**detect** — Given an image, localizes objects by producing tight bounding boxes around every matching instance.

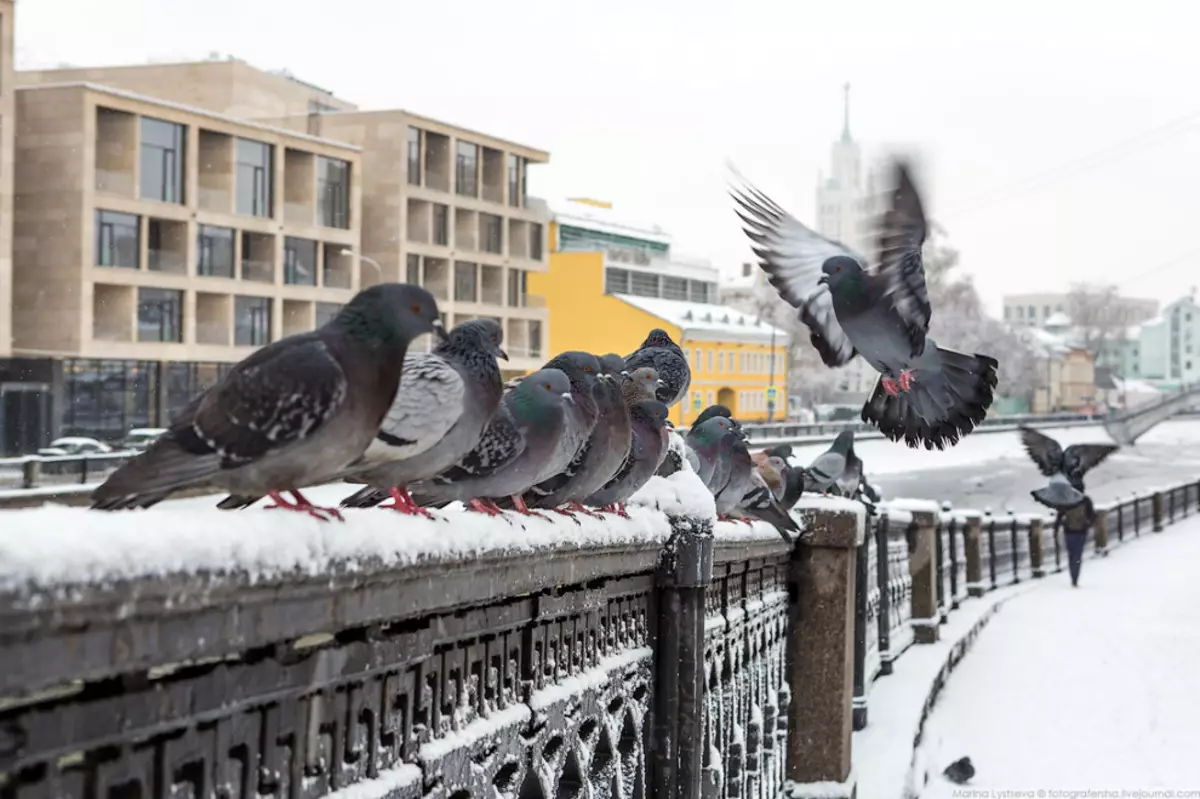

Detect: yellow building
[528,199,789,426]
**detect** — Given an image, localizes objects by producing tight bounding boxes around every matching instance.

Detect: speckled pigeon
[1019,426,1118,510]
[621,366,662,405]
[585,399,671,516]
[737,460,800,542]
[730,159,999,450]
[90,284,444,519]
[807,431,854,495]
[405,368,573,516]
[625,329,691,407]
[526,353,633,517]
[334,319,509,514]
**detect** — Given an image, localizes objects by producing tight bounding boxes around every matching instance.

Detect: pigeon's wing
[1018,426,1064,477]
[729,173,859,368]
[808,450,846,487]
[183,336,347,467]
[376,353,467,459]
[868,161,932,356]
[433,408,525,484]
[1062,443,1119,481]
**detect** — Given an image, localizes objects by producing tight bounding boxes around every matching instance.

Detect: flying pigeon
[334,319,508,514]
[526,353,633,517]
[806,431,854,495]
[585,399,671,516]
[625,329,691,407]
[405,368,573,516]
[730,159,999,450]
[90,284,444,520]
[1019,426,1118,510]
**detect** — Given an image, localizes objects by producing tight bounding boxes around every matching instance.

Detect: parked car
[123,428,168,452]
[36,437,114,457]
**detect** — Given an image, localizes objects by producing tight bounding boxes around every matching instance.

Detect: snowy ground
[917,514,1200,795]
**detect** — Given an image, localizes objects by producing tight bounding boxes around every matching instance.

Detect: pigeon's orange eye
[411,303,422,314]
[836,265,842,272]
[544,383,552,390]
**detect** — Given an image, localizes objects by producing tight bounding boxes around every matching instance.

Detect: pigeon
[779,464,811,511]
[1019,426,1118,510]
[621,366,663,404]
[405,368,573,515]
[738,455,800,541]
[686,416,737,489]
[834,439,865,498]
[527,353,633,516]
[693,404,745,440]
[942,756,975,785]
[807,431,854,495]
[655,428,690,478]
[585,399,671,516]
[625,329,691,407]
[751,452,788,501]
[765,443,794,460]
[730,159,999,450]
[331,319,509,514]
[90,284,444,519]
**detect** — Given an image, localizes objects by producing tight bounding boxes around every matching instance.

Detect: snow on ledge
[885,497,942,515]
[629,471,716,520]
[792,495,866,525]
[0,502,675,593]
[324,763,421,799]
[713,518,790,543]
[783,770,856,798]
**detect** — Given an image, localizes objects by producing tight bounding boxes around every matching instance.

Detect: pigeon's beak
[431,319,448,342]
[621,370,630,377]
[562,392,575,404]
[656,379,666,387]
[497,347,509,361]
[818,275,829,286]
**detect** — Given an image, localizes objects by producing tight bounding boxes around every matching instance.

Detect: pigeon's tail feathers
[217,494,262,510]
[90,442,221,510]
[1031,479,1087,511]
[745,502,801,542]
[339,486,390,509]
[862,346,999,451]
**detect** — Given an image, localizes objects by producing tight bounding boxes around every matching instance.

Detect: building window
[520,158,528,207]
[284,237,318,286]
[528,319,543,358]
[455,141,478,197]
[406,253,422,285]
[630,272,658,297]
[481,214,503,254]
[407,127,422,186]
[139,117,185,204]
[235,296,272,346]
[1043,305,1050,318]
[605,268,629,295]
[432,204,449,246]
[1003,307,1010,320]
[317,157,351,229]
[137,288,183,342]
[1027,305,1035,319]
[1017,306,1024,319]
[315,302,342,328]
[707,351,714,373]
[663,277,688,301]
[507,154,521,207]
[717,351,725,372]
[689,280,710,303]
[454,261,478,302]
[507,269,527,307]
[95,210,140,268]
[236,138,273,217]
[197,225,235,278]
[529,223,544,261]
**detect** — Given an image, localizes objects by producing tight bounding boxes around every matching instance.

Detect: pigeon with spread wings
[1019,426,1118,510]
[729,159,999,450]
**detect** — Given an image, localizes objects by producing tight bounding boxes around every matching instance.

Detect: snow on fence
[1,478,1197,799]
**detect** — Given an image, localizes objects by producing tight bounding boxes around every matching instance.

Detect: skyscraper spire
[841,82,852,143]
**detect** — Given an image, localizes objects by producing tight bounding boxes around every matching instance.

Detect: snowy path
[919,515,1200,795]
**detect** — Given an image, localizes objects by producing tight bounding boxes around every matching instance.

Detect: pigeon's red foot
[466,498,505,516]
[881,377,901,396]
[511,495,554,522]
[379,487,437,520]
[898,369,914,392]
[265,490,345,522]
[550,507,583,526]
[566,501,605,519]
[600,503,632,519]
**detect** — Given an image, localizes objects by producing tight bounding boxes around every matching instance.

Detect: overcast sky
[16,0,1200,313]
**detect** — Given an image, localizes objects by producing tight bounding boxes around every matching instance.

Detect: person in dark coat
[1059,495,1096,587]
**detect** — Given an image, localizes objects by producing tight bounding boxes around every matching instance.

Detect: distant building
[1002,291,1158,329]
[528,199,789,425]
[1135,294,1200,387]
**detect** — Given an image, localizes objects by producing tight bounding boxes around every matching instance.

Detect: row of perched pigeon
[91,283,698,522]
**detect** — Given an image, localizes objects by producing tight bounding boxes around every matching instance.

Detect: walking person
[1059,495,1096,588]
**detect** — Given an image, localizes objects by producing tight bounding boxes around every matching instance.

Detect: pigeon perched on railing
[90,284,443,520]
[406,368,573,517]
[334,319,508,514]
[730,159,999,450]
[685,416,737,488]
[620,366,662,405]
[739,455,800,541]
[1019,426,1118,510]
[806,431,855,495]
[835,439,865,498]
[624,329,691,407]
[585,399,671,517]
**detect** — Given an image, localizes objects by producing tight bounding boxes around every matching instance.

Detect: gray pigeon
[692,404,745,440]
[335,319,509,514]
[835,439,864,498]
[90,284,443,520]
[714,434,756,518]
[621,366,662,404]
[807,431,853,495]
[625,329,691,407]
[737,470,801,542]
[406,368,573,516]
[526,353,633,517]
[584,399,671,516]
[1019,426,1118,511]
[685,416,737,488]
[731,160,999,450]
[779,465,810,511]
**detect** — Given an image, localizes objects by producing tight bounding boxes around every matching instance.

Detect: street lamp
[340,248,383,286]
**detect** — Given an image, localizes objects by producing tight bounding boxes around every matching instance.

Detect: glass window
[315,302,342,329]
[197,225,234,278]
[528,319,543,358]
[529,223,543,261]
[95,210,139,268]
[236,138,273,217]
[663,276,688,301]
[481,214,503,254]
[605,268,629,295]
[317,157,351,228]
[407,127,422,186]
[454,261,478,302]
[406,253,422,285]
[507,268,526,307]
[507,154,521,207]
[455,141,478,197]
[689,281,710,303]
[235,296,272,346]
[140,117,185,204]
[432,204,449,245]
[630,272,658,297]
[62,359,159,440]
[284,237,318,285]
[707,351,714,373]
[137,288,183,342]
[717,352,725,372]
[520,158,528,207]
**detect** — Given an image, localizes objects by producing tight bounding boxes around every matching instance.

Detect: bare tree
[1065,283,1130,359]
